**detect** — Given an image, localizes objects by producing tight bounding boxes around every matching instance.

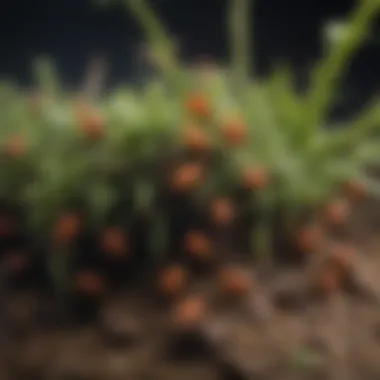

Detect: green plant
[1,0,380,298]
[113,0,380,250]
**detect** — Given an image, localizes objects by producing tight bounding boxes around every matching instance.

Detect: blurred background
[1,0,380,116]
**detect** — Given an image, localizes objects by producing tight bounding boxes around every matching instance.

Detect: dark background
[1,0,379,110]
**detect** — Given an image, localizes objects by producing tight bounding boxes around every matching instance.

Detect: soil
[1,198,380,380]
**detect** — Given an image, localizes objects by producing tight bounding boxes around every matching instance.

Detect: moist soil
[1,199,380,380]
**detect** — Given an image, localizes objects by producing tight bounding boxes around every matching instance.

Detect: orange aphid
[101,227,128,257]
[324,198,351,225]
[210,198,236,226]
[170,163,203,192]
[343,179,366,202]
[295,223,324,253]
[76,103,105,140]
[5,135,27,158]
[158,265,188,297]
[184,231,213,261]
[53,213,81,246]
[218,266,252,296]
[328,242,355,273]
[6,251,28,272]
[317,267,341,296]
[184,125,210,152]
[186,93,210,118]
[0,215,14,237]
[172,295,206,327]
[75,271,105,296]
[222,117,247,146]
[242,166,270,190]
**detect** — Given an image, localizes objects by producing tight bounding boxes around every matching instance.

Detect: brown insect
[295,223,324,253]
[5,135,27,158]
[53,213,81,246]
[5,251,29,273]
[184,231,213,262]
[158,265,188,297]
[76,102,105,140]
[186,93,210,119]
[210,198,236,226]
[184,125,210,152]
[323,198,351,225]
[242,166,270,190]
[218,266,253,297]
[0,215,14,237]
[317,266,341,296]
[222,117,247,146]
[101,227,128,257]
[328,242,355,274]
[75,271,105,296]
[343,179,366,202]
[170,163,204,192]
[172,295,206,327]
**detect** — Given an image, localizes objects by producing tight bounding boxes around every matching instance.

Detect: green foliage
[1,0,380,279]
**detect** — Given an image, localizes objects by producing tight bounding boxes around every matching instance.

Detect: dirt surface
[0,266,380,380]
[0,200,380,380]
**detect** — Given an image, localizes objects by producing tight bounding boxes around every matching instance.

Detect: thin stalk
[49,238,74,300]
[33,57,62,97]
[253,220,272,267]
[304,0,380,136]
[228,0,252,97]
[123,0,183,94]
[252,193,274,267]
[81,57,108,101]
[309,96,380,156]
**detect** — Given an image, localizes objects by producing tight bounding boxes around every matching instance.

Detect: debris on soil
[374,322,380,342]
[10,332,56,380]
[152,362,220,380]
[98,297,144,349]
[167,294,213,360]
[347,253,380,302]
[1,231,380,380]
[5,293,40,338]
[246,289,274,322]
[270,270,310,312]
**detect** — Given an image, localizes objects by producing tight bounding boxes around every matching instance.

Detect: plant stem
[305,0,380,136]
[253,221,272,268]
[123,0,183,94]
[49,247,71,298]
[309,97,380,156]
[33,57,61,97]
[252,193,274,267]
[228,0,252,97]
[81,57,108,101]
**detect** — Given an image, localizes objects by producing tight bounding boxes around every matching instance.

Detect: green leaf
[267,65,305,132]
[49,248,71,295]
[133,181,155,212]
[148,212,169,261]
[123,0,183,93]
[304,0,380,134]
[33,57,61,96]
[87,182,116,227]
